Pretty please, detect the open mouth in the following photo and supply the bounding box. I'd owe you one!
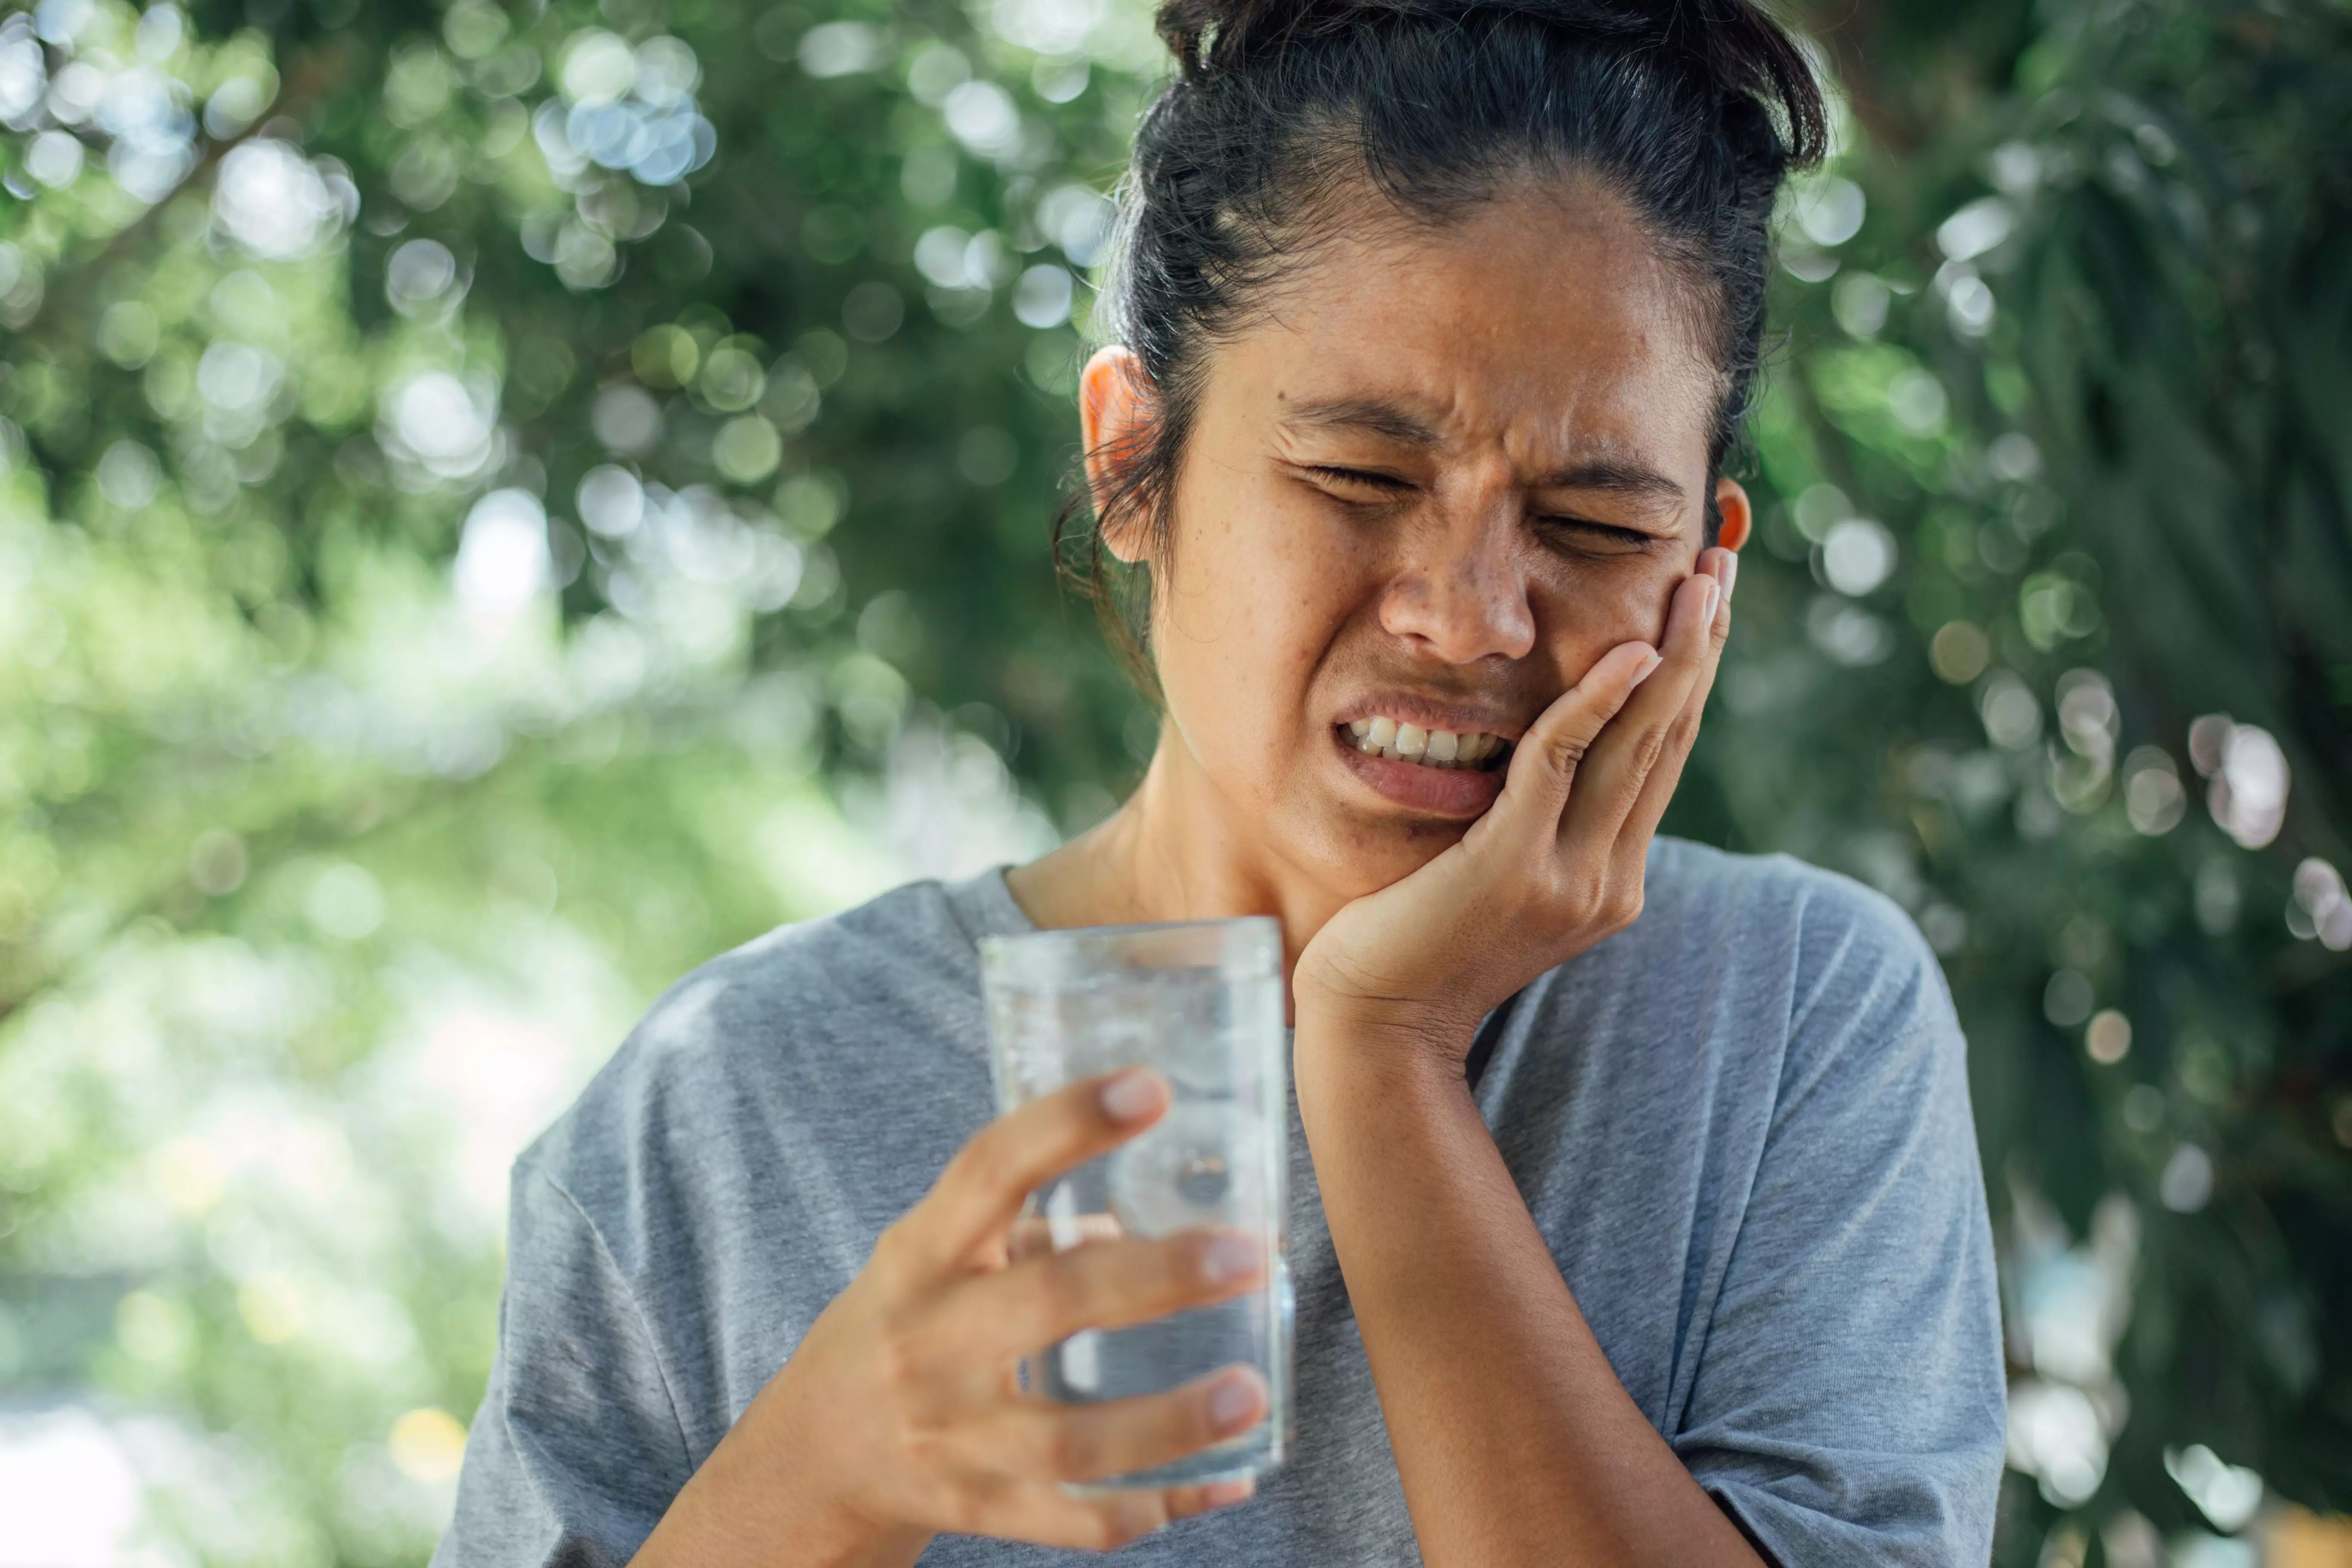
[1338,717,1513,772]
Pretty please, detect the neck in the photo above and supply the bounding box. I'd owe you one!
[1003,726,1350,988]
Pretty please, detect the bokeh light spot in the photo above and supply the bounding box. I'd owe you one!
[389,1408,469,1483]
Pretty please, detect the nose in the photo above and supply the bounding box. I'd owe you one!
[1376,509,1537,665]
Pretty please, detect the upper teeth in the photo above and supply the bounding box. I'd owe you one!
[1346,717,1507,769]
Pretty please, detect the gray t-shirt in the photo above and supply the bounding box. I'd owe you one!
[435,838,2005,1568]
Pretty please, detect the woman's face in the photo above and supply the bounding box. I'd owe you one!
[1088,184,1747,899]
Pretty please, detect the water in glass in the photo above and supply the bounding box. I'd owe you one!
[981,919,1292,1490]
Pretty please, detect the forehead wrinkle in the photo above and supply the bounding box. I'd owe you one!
[1277,395,1445,448]
[1525,421,1687,503]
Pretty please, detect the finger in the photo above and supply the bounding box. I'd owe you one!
[925,1228,1268,1367]
[1164,1475,1258,1521]
[1558,560,1726,846]
[897,1069,1170,1271]
[1009,1211,1125,1263]
[945,1472,1219,1553]
[1614,549,1736,856]
[974,1366,1270,1485]
[928,1473,1172,1553]
[1483,639,1660,837]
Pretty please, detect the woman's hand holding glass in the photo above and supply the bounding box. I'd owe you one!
[1295,548,1736,1068]
[631,1068,1268,1568]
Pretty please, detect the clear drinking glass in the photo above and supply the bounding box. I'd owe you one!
[980,917,1292,1491]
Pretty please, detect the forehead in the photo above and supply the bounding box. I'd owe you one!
[1220,182,1719,468]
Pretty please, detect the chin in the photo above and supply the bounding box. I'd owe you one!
[1309,811,1470,899]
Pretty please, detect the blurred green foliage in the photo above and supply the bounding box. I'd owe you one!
[0,0,2343,1563]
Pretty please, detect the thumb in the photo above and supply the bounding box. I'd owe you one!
[1488,641,1660,833]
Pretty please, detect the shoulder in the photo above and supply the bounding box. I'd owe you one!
[1604,838,1963,1120]
[1636,835,1951,1037]
[1641,834,1930,962]
[513,876,992,1238]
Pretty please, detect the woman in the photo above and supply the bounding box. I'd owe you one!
[438,2,2006,1564]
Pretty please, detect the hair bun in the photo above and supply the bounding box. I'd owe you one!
[1155,0,1826,166]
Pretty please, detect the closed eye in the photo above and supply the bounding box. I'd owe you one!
[1536,515,1659,554]
[1304,464,1417,497]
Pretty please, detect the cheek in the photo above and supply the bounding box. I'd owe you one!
[1531,556,1683,676]
[1155,469,1364,755]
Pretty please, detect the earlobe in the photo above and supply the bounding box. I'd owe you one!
[1713,477,1752,554]
[1080,347,1158,565]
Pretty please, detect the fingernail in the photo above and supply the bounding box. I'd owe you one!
[1204,1478,1256,1507]
[1208,1371,1262,1429]
[1099,1069,1162,1123]
[1202,1232,1261,1283]
[1699,578,1721,624]
[1719,551,1738,601]
[1630,650,1663,688]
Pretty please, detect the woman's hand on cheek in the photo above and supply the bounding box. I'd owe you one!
[1293,547,1737,1074]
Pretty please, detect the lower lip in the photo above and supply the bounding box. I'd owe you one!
[1331,728,1507,817]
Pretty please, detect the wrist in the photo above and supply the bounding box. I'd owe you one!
[638,1374,926,1568]
[1294,981,1477,1063]
[1292,996,1477,1104]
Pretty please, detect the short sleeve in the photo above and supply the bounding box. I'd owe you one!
[1673,897,2006,1567]
[434,1165,696,1568]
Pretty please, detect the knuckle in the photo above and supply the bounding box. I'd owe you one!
[900,1418,954,1479]
[1038,1253,1098,1325]
[1100,1498,1164,1550]
[952,1137,1017,1197]
[1045,1418,1100,1479]
[1168,1234,1219,1293]
[870,1222,921,1280]
[936,1144,985,1200]
[1547,731,1592,769]
[940,1486,992,1538]
[873,1326,926,1401]
[1040,1500,1117,1553]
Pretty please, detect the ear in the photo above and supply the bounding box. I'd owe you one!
[1712,476,1753,554]
[1080,346,1159,565]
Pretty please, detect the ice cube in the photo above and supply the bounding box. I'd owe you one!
[1108,1099,1268,1237]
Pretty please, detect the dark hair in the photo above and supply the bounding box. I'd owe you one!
[1060,0,1827,679]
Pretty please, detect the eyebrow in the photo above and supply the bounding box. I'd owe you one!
[1280,397,1444,447]
[1533,457,1687,503]
[1278,397,1687,505]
